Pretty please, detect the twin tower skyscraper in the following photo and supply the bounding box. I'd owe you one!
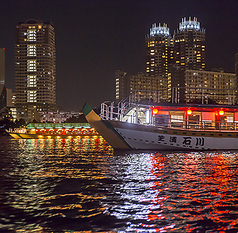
[145,17,206,101]
[116,17,206,103]
[146,17,205,78]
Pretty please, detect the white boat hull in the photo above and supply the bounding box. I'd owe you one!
[114,126,238,150]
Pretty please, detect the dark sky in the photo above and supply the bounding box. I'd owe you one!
[1,0,238,110]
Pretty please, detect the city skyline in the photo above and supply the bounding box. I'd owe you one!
[1,0,238,110]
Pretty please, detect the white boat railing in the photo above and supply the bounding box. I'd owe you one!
[166,118,238,131]
[101,99,132,121]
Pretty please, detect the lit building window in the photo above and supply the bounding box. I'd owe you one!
[27,75,37,87]
[27,30,36,41]
[27,45,36,56]
[27,90,37,103]
[27,60,37,71]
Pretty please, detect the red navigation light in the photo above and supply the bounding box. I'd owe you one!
[187,109,192,115]
[219,110,224,116]
[152,108,158,115]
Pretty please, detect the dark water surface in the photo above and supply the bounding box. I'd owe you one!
[1,137,238,232]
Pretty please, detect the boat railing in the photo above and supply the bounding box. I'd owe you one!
[163,118,238,131]
[100,100,151,121]
[101,100,129,121]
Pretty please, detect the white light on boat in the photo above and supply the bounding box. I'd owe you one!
[127,115,132,123]
[146,110,150,124]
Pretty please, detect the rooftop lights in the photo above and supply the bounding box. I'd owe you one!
[179,17,200,31]
[150,23,170,36]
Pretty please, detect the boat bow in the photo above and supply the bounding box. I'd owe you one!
[83,103,131,149]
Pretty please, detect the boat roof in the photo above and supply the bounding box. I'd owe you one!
[26,123,91,129]
[134,102,238,112]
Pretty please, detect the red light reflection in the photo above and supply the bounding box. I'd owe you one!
[146,152,238,232]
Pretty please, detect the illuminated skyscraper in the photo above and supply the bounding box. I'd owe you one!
[235,53,238,82]
[235,53,238,103]
[15,19,56,120]
[145,23,173,78]
[0,48,5,86]
[117,17,207,104]
[174,17,205,71]
[115,70,130,101]
[0,48,6,109]
[184,70,236,105]
[145,23,173,101]
[172,17,206,102]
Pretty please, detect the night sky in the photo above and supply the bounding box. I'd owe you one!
[1,0,238,111]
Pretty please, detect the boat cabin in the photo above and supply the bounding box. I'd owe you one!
[101,102,238,131]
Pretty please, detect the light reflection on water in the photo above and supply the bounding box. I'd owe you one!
[0,138,238,232]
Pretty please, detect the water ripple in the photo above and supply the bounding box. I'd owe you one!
[1,138,238,232]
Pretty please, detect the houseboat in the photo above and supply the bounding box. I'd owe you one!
[8,123,100,139]
[83,101,238,150]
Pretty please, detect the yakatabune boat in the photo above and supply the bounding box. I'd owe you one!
[83,101,238,150]
[8,123,100,139]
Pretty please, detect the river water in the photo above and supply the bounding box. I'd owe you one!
[1,137,238,232]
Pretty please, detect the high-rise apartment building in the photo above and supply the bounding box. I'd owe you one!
[15,19,56,120]
[235,53,238,103]
[171,17,206,102]
[144,23,173,102]
[144,18,205,103]
[0,48,6,109]
[115,70,170,103]
[174,17,205,71]
[116,17,206,104]
[130,72,169,103]
[235,53,238,83]
[115,70,130,101]
[145,23,173,78]
[0,48,5,86]
[184,70,236,105]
